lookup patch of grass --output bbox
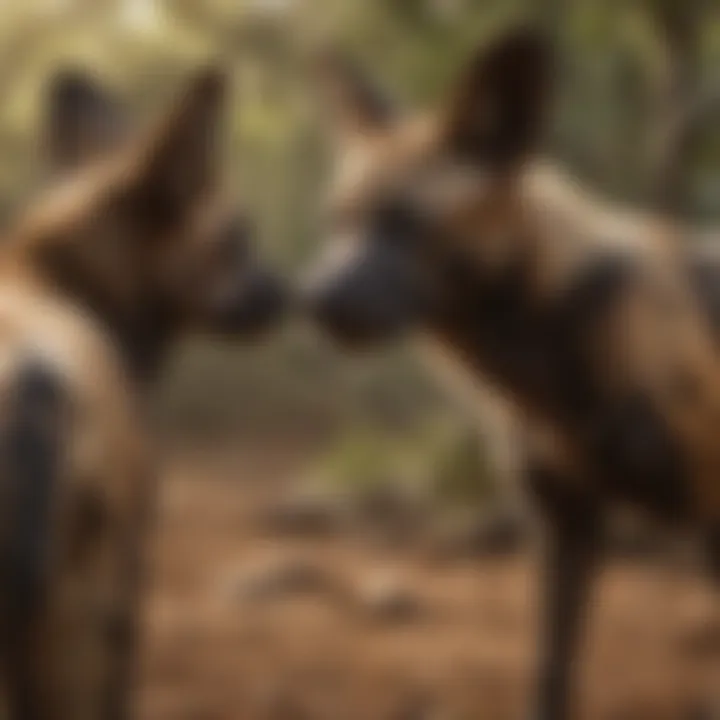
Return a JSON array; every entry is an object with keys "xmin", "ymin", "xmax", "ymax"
[
  {"xmin": 310, "ymin": 427, "xmax": 415, "ymax": 494},
  {"xmin": 307, "ymin": 418, "xmax": 499, "ymax": 509},
  {"xmin": 421, "ymin": 422, "xmax": 497, "ymax": 507}
]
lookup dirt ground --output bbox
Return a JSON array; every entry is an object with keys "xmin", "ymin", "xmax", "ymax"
[{"xmin": 137, "ymin": 439, "xmax": 718, "ymax": 720}]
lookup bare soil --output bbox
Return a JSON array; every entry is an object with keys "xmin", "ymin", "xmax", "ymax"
[{"xmin": 137, "ymin": 439, "xmax": 717, "ymax": 720}]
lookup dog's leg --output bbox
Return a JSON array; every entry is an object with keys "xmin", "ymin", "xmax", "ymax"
[
  {"xmin": 527, "ymin": 464, "xmax": 603, "ymax": 720},
  {"xmin": 103, "ymin": 511, "xmax": 151, "ymax": 720},
  {"xmin": 1, "ymin": 363, "xmax": 66, "ymax": 720},
  {"xmin": 33, "ymin": 477, "xmax": 153, "ymax": 720}
]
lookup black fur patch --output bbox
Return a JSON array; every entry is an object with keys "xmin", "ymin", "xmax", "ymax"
[
  {"xmin": 527, "ymin": 462, "xmax": 600, "ymax": 529},
  {"xmin": 1, "ymin": 360, "xmax": 66, "ymax": 717},
  {"xmin": 552, "ymin": 254, "xmax": 636, "ymax": 332},
  {"xmin": 433, "ymin": 250, "xmax": 637, "ymax": 424},
  {"xmin": 432, "ymin": 249, "xmax": 563, "ymax": 413},
  {"xmin": 557, "ymin": 260, "xmax": 691, "ymax": 518},
  {"xmin": 587, "ymin": 393, "xmax": 690, "ymax": 519},
  {"xmin": 2, "ymin": 363, "xmax": 64, "ymax": 621},
  {"xmin": 433, "ymin": 249, "xmax": 691, "ymax": 519},
  {"xmin": 548, "ymin": 254, "xmax": 639, "ymax": 420}
]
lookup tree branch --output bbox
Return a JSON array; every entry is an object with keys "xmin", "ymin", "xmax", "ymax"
[{"xmin": 648, "ymin": 0, "xmax": 704, "ymax": 216}]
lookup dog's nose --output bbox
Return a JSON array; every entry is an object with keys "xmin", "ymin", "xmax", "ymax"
[
  {"xmin": 302, "ymin": 272, "xmax": 350, "ymax": 333},
  {"xmin": 240, "ymin": 270, "xmax": 290, "ymax": 333},
  {"xmin": 212, "ymin": 269, "xmax": 290, "ymax": 339},
  {"xmin": 302, "ymin": 271, "xmax": 390, "ymax": 347}
]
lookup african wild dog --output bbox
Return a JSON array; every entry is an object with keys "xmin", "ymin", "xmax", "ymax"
[
  {"xmin": 0, "ymin": 68, "xmax": 285, "ymax": 718},
  {"xmin": 305, "ymin": 28, "xmax": 720, "ymax": 720}
]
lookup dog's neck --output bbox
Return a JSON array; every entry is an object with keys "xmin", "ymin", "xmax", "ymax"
[
  {"xmin": 31, "ymin": 250, "xmax": 178, "ymax": 386},
  {"xmin": 69, "ymin": 283, "xmax": 178, "ymax": 387},
  {"xmin": 428, "ymin": 161, "xmax": 663, "ymax": 423}
]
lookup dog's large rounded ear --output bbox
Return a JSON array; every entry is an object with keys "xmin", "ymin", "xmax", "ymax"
[
  {"xmin": 314, "ymin": 49, "xmax": 395, "ymax": 141},
  {"xmin": 44, "ymin": 70, "xmax": 127, "ymax": 172},
  {"xmin": 128, "ymin": 67, "xmax": 227, "ymax": 229},
  {"xmin": 444, "ymin": 27, "xmax": 553, "ymax": 168}
]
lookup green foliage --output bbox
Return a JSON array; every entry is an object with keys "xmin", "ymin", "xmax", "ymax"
[
  {"xmin": 310, "ymin": 427, "xmax": 412, "ymax": 494},
  {"xmin": 306, "ymin": 419, "xmax": 497, "ymax": 508},
  {"xmin": 423, "ymin": 422, "xmax": 496, "ymax": 507}
]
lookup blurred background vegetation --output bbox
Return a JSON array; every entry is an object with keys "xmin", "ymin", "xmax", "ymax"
[{"xmin": 2, "ymin": 0, "xmax": 720, "ymax": 484}]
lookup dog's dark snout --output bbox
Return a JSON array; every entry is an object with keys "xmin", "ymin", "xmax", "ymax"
[
  {"xmin": 210, "ymin": 267, "xmax": 289, "ymax": 339},
  {"xmin": 241, "ymin": 270, "xmax": 289, "ymax": 332},
  {"xmin": 304, "ymin": 278, "xmax": 346, "ymax": 331},
  {"xmin": 302, "ymin": 267, "xmax": 373, "ymax": 343},
  {"xmin": 303, "ymin": 255, "xmax": 425, "ymax": 347}
]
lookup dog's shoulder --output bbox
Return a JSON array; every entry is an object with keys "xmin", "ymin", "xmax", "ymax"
[{"xmin": 0, "ymin": 259, "xmax": 152, "ymax": 482}]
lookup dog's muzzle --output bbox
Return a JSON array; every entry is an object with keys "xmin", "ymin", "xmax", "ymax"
[{"xmin": 208, "ymin": 268, "xmax": 289, "ymax": 339}]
